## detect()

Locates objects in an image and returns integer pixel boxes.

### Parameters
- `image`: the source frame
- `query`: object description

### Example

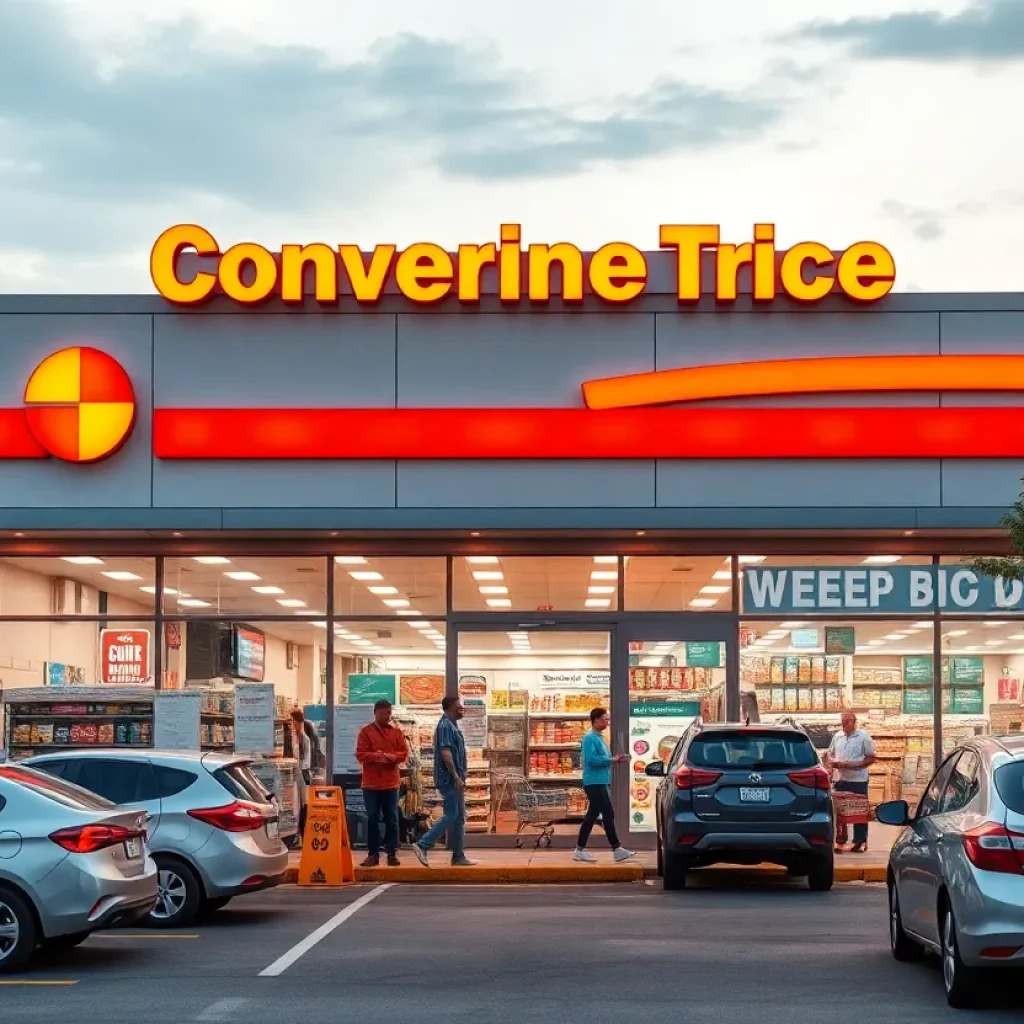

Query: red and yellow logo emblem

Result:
[23,347,136,463]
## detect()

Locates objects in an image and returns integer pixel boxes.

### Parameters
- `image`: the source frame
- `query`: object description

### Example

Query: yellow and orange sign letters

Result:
[150,224,895,308]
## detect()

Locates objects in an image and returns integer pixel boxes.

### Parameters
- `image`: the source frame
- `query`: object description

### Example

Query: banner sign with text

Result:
[744,566,1024,614]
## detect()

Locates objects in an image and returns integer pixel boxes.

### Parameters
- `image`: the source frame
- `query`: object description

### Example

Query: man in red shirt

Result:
[356,699,410,867]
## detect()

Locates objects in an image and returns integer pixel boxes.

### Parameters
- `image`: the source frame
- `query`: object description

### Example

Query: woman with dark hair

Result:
[289,708,313,836]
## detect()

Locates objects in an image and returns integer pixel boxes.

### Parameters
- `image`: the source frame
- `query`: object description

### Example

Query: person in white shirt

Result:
[826,712,876,853]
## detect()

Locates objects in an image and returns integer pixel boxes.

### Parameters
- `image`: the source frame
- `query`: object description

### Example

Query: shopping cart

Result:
[498,772,571,849]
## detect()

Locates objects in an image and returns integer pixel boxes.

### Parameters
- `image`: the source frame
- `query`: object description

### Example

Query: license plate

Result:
[266,819,279,839]
[739,787,771,803]
[124,838,142,858]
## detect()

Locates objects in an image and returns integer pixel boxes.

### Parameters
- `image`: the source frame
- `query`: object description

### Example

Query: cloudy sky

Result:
[0,0,1021,293]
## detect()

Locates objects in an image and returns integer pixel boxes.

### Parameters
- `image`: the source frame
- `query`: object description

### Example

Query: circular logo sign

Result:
[23,347,136,463]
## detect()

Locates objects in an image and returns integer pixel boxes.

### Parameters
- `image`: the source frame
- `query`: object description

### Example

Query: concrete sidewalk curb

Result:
[281,863,885,885]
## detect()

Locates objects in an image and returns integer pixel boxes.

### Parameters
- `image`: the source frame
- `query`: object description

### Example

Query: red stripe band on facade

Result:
[0,410,48,458]
[151,407,1024,460]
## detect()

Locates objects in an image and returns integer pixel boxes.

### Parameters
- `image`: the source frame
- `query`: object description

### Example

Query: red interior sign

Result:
[100,629,151,684]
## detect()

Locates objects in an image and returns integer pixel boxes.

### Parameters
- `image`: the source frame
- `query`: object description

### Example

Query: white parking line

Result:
[195,997,248,1021]
[258,884,395,977]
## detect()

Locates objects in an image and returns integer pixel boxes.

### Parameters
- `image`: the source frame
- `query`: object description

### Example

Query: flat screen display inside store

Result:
[744,566,1024,613]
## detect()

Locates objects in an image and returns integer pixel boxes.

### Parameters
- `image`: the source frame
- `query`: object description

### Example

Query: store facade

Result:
[1,226,1023,846]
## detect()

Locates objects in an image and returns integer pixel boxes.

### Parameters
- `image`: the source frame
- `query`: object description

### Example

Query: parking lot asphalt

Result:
[4,877,1024,1022]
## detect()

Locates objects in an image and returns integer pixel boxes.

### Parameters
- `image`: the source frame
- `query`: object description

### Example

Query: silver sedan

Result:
[878,734,1024,1009]
[0,762,157,973]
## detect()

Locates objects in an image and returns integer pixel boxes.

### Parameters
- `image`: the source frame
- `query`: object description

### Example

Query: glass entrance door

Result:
[453,624,612,844]
[615,625,734,840]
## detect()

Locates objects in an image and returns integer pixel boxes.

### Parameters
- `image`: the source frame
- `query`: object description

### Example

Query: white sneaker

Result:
[573,848,597,863]
[413,844,429,867]
[613,847,636,862]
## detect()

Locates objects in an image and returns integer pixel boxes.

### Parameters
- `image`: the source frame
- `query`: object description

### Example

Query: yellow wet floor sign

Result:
[298,786,355,886]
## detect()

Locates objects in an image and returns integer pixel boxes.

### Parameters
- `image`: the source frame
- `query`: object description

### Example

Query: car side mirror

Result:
[874,799,911,827]
[645,762,666,777]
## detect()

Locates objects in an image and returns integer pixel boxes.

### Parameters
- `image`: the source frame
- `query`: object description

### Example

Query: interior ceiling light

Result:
[349,571,384,581]
[277,599,307,608]
[193,556,230,565]
[867,640,886,646]
[945,630,969,637]
[963,645,980,651]
[883,633,909,640]
[985,639,1005,645]
[334,556,367,564]
[140,585,179,595]
[984,621,1009,627]
[593,556,618,564]
[473,571,504,581]
[410,621,432,630]
[395,609,420,616]
[591,571,617,581]
[689,598,718,608]
[178,598,211,608]
[861,555,903,564]
[367,586,399,595]
[225,571,261,581]
[700,585,730,595]
[737,556,766,564]
[252,586,285,595]
[102,571,142,581]
[62,556,104,565]
[585,599,611,608]
[913,621,932,628]
[588,586,615,595]
[312,622,327,629]
[467,556,500,564]
[486,598,512,608]
[478,586,509,595]
[1009,634,1024,640]
[712,571,733,581]
[382,598,410,607]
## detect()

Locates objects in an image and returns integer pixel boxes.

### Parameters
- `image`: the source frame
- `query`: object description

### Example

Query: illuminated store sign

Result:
[149,223,896,306]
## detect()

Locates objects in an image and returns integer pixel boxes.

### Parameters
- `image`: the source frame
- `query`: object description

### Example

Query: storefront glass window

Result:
[740,618,935,819]
[940,619,1021,746]
[164,556,327,617]
[0,556,158,614]
[453,556,616,612]
[624,556,733,610]
[333,557,446,617]
[739,554,932,617]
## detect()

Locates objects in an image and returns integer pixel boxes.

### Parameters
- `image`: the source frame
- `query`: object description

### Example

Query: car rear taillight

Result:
[187,801,265,832]
[963,823,1024,874]
[787,767,831,790]
[49,824,144,854]
[674,767,722,789]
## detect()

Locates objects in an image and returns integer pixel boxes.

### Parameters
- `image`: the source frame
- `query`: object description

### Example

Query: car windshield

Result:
[689,732,818,770]
[994,758,1024,815]
[213,762,272,803]
[0,763,115,811]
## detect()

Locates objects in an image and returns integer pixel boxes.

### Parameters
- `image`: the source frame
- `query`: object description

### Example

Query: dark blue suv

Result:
[646,721,834,891]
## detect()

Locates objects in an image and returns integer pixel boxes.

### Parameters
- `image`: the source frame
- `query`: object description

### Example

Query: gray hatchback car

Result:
[877,735,1024,1008]
[0,762,157,972]
[26,750,289,928]
[646,721,834,891]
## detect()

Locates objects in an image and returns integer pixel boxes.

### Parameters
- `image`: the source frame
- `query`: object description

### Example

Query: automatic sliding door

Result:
[455,627,611,843]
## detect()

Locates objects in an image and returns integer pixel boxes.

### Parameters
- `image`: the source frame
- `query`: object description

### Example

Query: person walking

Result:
[288,708,313,837]
[827,711,876,854]
[412,696,476,867]
[574,707,635,863]
[355,699,409,867]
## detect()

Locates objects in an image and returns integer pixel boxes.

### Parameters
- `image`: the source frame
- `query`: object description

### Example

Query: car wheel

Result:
[0,888,38,974]
[888,882,921,962]
[149,856,202,929]
[807,853,834,891]
[941,903,982,1009]
[662,851,687,891]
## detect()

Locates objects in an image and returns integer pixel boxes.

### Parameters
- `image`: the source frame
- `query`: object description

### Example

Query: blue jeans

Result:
[834,780,869,845]
[363,788,399,856]
[417,785,465,860]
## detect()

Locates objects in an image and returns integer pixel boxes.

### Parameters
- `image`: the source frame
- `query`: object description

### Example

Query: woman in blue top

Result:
[574,707,635,863]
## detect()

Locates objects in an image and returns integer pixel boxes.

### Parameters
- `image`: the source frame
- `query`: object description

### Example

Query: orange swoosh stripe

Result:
[581,354,1024,410]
